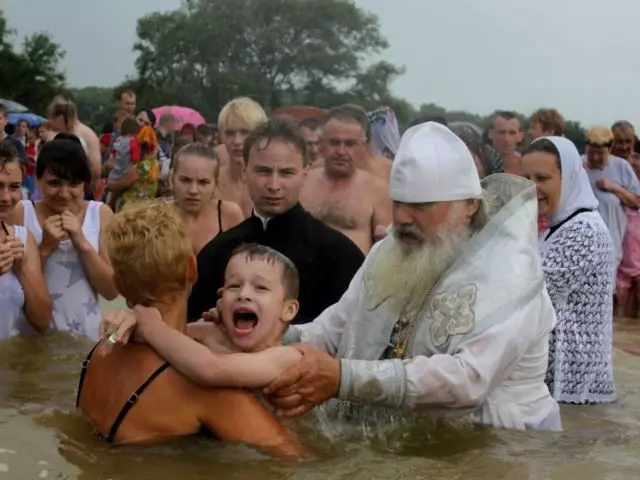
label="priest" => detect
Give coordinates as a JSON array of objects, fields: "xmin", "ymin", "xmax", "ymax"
[{"xmin": 265, "ymin": 122, "xmax": 562, "ymax": 431}]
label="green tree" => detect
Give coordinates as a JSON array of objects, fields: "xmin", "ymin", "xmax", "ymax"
[
  {"xmin": 130, "ymin": 0, "xmax": 404, "ymax": 121},
  {"xmin": 0, "ymin": 11, "xmax": 66, "ymax": 114}
]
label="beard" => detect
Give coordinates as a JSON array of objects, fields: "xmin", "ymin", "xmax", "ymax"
[{"xmin": 365, "ymin": 207, "xmax": 472, "ymax": 316}]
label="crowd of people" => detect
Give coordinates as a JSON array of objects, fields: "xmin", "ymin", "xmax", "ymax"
[{"xmin": 0, "ymin": 89, "xmax": 637, "ymax": 458}]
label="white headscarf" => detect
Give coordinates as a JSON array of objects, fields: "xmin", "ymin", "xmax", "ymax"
[
  {"xmin": 368, "ymin": 107, "xmax": 400, "ymax": 158},
  {"xmin": 543, "ymin": 136, "xmax": 599, "ymax": 227}
]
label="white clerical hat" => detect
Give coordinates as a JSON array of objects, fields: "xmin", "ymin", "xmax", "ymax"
[{"xmin": 390, "ymin": 122, "xmax": 482, "ymax": 203}]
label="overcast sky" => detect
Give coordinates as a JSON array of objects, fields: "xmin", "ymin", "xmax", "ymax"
[{"xmin": 3, "ymin": 0, "xmax": 638, "ymax": 126}]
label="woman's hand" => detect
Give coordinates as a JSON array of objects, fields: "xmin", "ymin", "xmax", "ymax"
[
  {"xmin": 7, "ymin": 237, "xmax": 25, "ymax": 273},
  {"xmin": 61, "ymin": 210, "xmax": 89, "ymax": 248},
  {"xmin": 0, "ymin": 242, "xmax": 14, "ymax": 275},
  {"xmin": 41, "ymin": 215, "xmax": 65, "ymax": 257}
]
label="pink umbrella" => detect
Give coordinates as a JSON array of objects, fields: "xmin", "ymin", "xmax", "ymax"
[{"xmin": 152, "ymin": 106, "xmax": 206, "ymax": 129}]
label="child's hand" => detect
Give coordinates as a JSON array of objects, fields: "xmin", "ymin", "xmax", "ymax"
[{"xmin": 201, "ymin": 288, "xmax": 223, "ymax": 324}]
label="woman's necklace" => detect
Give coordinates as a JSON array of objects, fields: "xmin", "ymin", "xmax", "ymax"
[{"xmin": 1, "ymin": 221, "xmax": 9, "ymax": 237}]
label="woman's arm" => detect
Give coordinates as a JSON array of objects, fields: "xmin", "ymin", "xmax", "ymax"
[
  {"xmin": 16, "ymin": 232, "xmax": 52, "ymax": 332},
  {"xmin": 197, "ymin": 388, "xmax": 309, "ymax": 459},
  {"xmin": 107, "ymin": 168, "xmax": 139, "ymax": 193},
  {"xmin": 75, "ymin": 204, "xmax": 119, "ymax": 300}
]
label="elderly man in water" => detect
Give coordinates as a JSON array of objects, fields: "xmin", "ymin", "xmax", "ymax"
[{"xmin": 265, "ymin": 122, "xmax": 561, "ymax": 430}]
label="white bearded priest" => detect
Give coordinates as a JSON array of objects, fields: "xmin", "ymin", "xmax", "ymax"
[{"xmin": 266, "ymin": 121, "xmax": 562, "ymax": 431}]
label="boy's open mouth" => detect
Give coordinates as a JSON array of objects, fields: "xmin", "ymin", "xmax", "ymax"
[{"xmin": 232, "ymin": 307, "xmax": 259, "ymax": 335}]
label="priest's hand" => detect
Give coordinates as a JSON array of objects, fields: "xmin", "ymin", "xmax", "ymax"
[{"xmin": 263, "ymin": 344, "xmax": 340, "ymax": 418}]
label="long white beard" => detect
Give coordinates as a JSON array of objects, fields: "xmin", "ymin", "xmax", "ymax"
[{"xmin": 366, "ymin": 217, "xmax": 472, "ymax": 317}]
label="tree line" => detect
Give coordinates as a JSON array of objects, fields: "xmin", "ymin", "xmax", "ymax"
[{"xmin": 0, "ymin": 1, "xmax": 586, "ymax": 148}]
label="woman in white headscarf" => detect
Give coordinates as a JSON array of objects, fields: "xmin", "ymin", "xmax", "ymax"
[
  {"xmin": 521, "ymin": 136, "xmax": 616, "ymax": 405},
  {"xmin": 368, "ymin": 107, "xmax": 400, "ymax": 160}
]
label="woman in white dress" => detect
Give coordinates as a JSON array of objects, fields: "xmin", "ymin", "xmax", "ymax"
[
  {"xmin": 521, "ymin": 136, "xmax": 616, "ymax": 404},
  {"xmin": 8, "ymin": 136, "xmax": 118, "ymax": 340},
  {"xmin": 0, "ymin": 143, "xmax": 51, "ymax": 338}
]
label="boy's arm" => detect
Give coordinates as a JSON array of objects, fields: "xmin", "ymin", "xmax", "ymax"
[{"xmin": 138, "ymin": 315, "xmax": 301, "ymax": 388}]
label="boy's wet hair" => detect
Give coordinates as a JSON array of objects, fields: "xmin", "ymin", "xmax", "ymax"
[{"xmin": 230, "ymin": 244, "xmax": 299, "ymax": 299}]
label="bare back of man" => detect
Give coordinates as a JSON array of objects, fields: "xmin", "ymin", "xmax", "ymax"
[
  {"xmin": 78, "ymin": 342, "xmax": 304, "ymax": 458},
  {"xmin": 216, "ymin": 166, "xmax": 253, "ymax": 218},
  {"xmin": 360, "ymin": 152, "xmax": 392, "ymax": 183},
  {"xmin": 74, "ymin": 121, "xmax": 102, "ymax": 183},
  {"xmin": 301, "ymin": 167, "xmax": 391, "ymax": 253}
]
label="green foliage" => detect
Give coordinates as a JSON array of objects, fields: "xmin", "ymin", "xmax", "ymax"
[
  {"xmin": 128, "ymin": 0, "xmax": 403, "ymax": 122},
  {"xmin": 0, "ymin": 10, "xmax": 66, "ymax": 114}
]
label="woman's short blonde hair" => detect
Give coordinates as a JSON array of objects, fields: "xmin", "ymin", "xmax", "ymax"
[
  {"xmin": 106, "ymin": 200, "xmax": 192, "ymax": 306},
  {"xmin": 217, "ymin": 97, "xmax": 267, "ymax": 132},
  {"xmin": 586, "ymin": 126, "xmax": 614, "ymax": 146}
]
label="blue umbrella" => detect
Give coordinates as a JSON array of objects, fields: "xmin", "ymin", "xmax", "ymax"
[{"xmin": 7, "ymin": 112, "xmax": 46, "ymax": 127}]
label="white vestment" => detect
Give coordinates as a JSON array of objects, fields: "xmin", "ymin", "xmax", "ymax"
[{"xmin": 286, "ymin": 174, "xmax": 562, "ymax": 431}]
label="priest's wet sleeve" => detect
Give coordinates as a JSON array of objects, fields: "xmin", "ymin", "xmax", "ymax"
[{"xmin": 337, "ymin": 299, "xmax": 551, "ymax": 409}]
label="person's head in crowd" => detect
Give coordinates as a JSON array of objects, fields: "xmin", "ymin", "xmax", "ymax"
[
  {"xmin": 521, "ymin": 137, "xmax": 597, "ymax": 225},
  {"xmin": 611, "ymin": 120, "xmax": 636, "ymax": 160},
  {"xmin": 322, "ymin": 104, "xmax": 370, "ymax": 178},
  {"xmin": 368, "ymin": 106, "xmax": 400, "ymax": 160},
  {"xmin": 170, "ymin": 142, "xmax": 220, "ymax": 216},
  {"xmin": 180, "ymin": 123, "xmax": 197, "ymax": 143},
  {"xmin": 48, "ymin": 95, "xmax": 79, "ymax": 133},
  {"xmin": 116, "ymin": 89, "xmax": 137, "ymax": 118},
  {"xmin": 242, "ymin": 117, "xmax": 308, "ymax": 217},
  {"xmin": 298, "ymin": 118, "xmax": 323, "ymax": 164},
  {"xmin": 136, "ymin": 109, "xmax": 157, "ymax": 129},
  {"xmin": 120, "ymin": 118, "xmax": 139, "ymax": 138},
  {"xmin": 585, "ymin": 126, "xmax": 614, "ymax": 170},
  {"xmin": 369, "ymin": 121, "xmax": 488, "ymax": 316},
  {"xmin": 195, "ymin": 124, "xmax": 214, "ymax": 144},
  {"xmin": 218, "ymin": 97, "xmax": 267, "ymax": 165},
  {"xmin": 409, "ymin": 115, "xmax": 447, "ymax": 128},
  {"xmin": 488, "ymin": 110, "xmax": 523, "ymax": 156},
  {"xmin": 36, "ymin": 135, "xmax": 92, "ymax": 213},
  {"xmin": 529, "ymin": 108, "xmax": 565, "ymax": 140},
  {"xmin": 106, "ymin": 199, "xmax": 195, "ymax": 308},
  {"xmin": 220, "ymin": 243, "xmax": 300, "ymax": 352},
  {"xmin": 158, "ymin": 113, "xmax": 177, "ymax": 135},
  {"xmin": 15, "ymin": 119, "xmax": 29, "ymax": 140},
  {"xmin": 0, "ymin": 142, "xmax": 23, "ymax": 221},
  {"xmin": 37, "ymin": 121, "xmax": 55, "ymax": 143}
]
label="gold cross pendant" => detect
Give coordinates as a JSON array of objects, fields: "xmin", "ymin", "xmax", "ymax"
[{"xmin": 394, "ymin": 343, "xmax": 405, "ymax": 359}]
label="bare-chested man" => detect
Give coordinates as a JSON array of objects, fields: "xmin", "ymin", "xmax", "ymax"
[
  {"xmin": 48, "ymin": 95, "xmax": 102, "ymax": 185},
  {"xmin": 488, "ymin": 111, "xmax": 525, "ymax": 176},
  {"xmin": 300, "ymin": 105, "xmax": 392, "ymax": 253},
  {"xmin": 216, "ymin": 97, "xmax": 267, "ymax": 217},
  {"xmin": 298, "ymin": 118, "xmax": 324, "ymax": 169}
]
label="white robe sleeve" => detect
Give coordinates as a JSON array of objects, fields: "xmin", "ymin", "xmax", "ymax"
[{"xmin": 338, "ymin": 296, "xmax": 548, "ymax": 409}]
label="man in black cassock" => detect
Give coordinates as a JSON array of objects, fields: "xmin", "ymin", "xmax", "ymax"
[{"xmin": 187, "ymin": 117, "xmax": 366, "ymax": 324}]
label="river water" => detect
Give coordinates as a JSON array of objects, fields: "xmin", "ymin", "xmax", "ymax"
[{"xmin": 1, "ymin": 311, "xmax": 640, "ymax": 480}]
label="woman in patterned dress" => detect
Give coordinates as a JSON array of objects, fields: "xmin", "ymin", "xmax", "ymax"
[
  {"xmin": 8, "ymin": 136, "xmax": 118, "ymax": 340},
  {"xmin": 521, "ymin": 136, "xmax": 616, "ymax": 404},
  {"xmin": 107, "ymin": 126, "xmax": 160, "ymax": 212}
]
